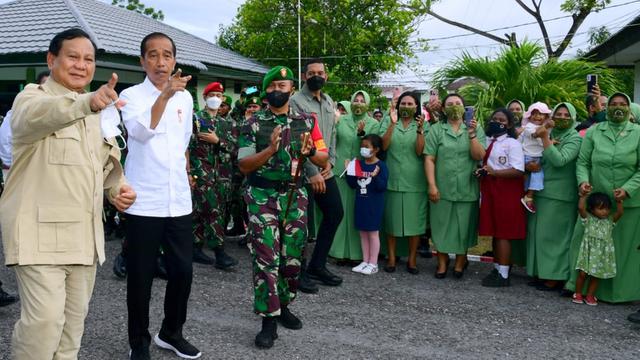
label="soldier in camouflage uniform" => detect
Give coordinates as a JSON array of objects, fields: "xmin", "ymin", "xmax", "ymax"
[
  {"xmin": 218, "ymin": 94, "xmax": 232, "ymax": 119},
  {"xmin": 238, "ymin": 66, "xmax": 328, "ymax": 349},
  {"xmin": 190, "ymin": 82, "xmax": 238, "ymax": 269},
  {"xmin": 227, "ymin": 94, "xmax": 264, "ymax": 242}
]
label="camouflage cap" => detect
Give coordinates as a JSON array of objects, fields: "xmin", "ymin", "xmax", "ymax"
[{"xmin": 262, "ymin": 66, "xmax": 294, "ymax": 91}]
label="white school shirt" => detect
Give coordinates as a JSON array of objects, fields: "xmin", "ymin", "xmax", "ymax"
[
  {"xmin": 518, "ymin": 122, "xmax": 544, "ymax": 157},
  {"xmin": 120, "ymin": 77, "xmax": 193, "ymax": 217},
  {"xmin": 487, "ymin": 134, "xmax": 524, "ymax": 172},
  {"xmin": 0, "ymin": 110, "xmax": 13, "ymax": 167}
]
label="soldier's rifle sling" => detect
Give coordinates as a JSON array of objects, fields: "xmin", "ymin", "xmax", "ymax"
[{"xmin": 282, "ymin": 132, "xmax": 310, "ymax": 227}]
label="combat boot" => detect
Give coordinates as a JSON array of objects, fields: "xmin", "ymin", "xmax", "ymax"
[
  {"xmin": 214, "ymin": 246, "xmax": 238, "ymax": 270},
  {"xmin": 255, "ymin": 317, "xmax": 278, "ymax": 349},
  {"xmin": 113, "ymin": 251, "xmax": 127, "ymax": 279},
  {"xmin": 277, "ymin": 305, "xmax": 302, "ymax": 329}
]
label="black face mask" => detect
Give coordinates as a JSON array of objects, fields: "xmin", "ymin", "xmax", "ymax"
[
  {"xmin": 486, "ymin": 121, "xmax": 508, "ymax": 137},
  {"xmin": 266, "ymin": 91, "xmax": 290, "ymax": 108},
  {"xmin": 306, "ymin": 76, "xmax": 325, "ymax": 91}
]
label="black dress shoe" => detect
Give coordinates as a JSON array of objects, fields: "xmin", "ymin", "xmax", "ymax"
[
  {"xmin": 113, "ymin": 252, "xmax": 127, "ymax": 279},
  {"xmin": 628, "ymin": 310, "xmax": 640, "ymax": 324},
  {"xmin": 434, "ymin": 259, "xmax": 450, "ymax": 279},
  {"xmin": 306, "ymin": 267, "xmax": 343, "ymax": 286},
  {"xmin": 0, "ymin": 286, "xmax": 18, "ymax": 307},
  {"xmin": 255, "ymin": 317, "xmax": 278, "ymax": 349},
  {"xmin": 453, "ymin": 260, "xmax": 469, "ymax": 279},
  {"xmin": 536, "ymin": 282, "xmax": 563, "ymax": 292},
  {"xmin": 406, "ymin": 265, "xmax": 419, "ymax": 275},
  {"xmin": 277, "ymin": 306, "xmax": 302, "ymax": 329},
  {"xmin": 383, "ymin": 265, "xmax": 396, "ymax": 273},
  {"xmin": 213, "ymin": 246, "xmax": 238, "ymax": 270},
  {"xmin": 193, "ymin": 246, "xmax": 215, "ymax": 265},
  {"xmin": 297, "ymin": 271, "xmax": 319, "ymax": 294}
]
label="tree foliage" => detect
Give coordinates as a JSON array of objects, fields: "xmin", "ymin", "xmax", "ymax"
[
  {"xmin": 217, "ymin": 0, "xmax": 428, "ymax": 103},
  {"xmin": 112, "ymin": 0, "xmax": 164, "ymax": 21},
  {"xmin": 421, "ymin": 0, "xmax": 611, "ymax": 59},
  {"xmin": 432, "ymin": 42, "xmax": 623, "ymax": 121}
]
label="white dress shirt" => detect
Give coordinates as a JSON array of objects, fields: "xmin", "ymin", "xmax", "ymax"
[
  {"xmin": 518, "ymin": 122, "xmax": 544, "ymax": 157},
  {"xmin": 487, "ymin": 134, "xmax": 524, "ymax": 172},
  {"xmin": 0, "ymin": 110, "xmax": 13, "ymax": 167},
  {"xmin": 120, "ymin": 77, "xmax": 193, "ymax": 217}
]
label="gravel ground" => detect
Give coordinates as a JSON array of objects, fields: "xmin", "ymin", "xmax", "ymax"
[{"xmin": 1, "ymin": 238, "xmax": 639, "ymax": 360}]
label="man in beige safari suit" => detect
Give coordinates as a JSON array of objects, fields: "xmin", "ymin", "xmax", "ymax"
[{"xmin": 0, "ymin": 28, "xmax": 136, "ymax": 359}]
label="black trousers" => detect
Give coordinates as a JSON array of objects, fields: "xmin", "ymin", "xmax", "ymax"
[
  {"xmin": 126, "ymin": 213, "xmax": 194, "ymax": 349},
  {"xmin": 307, "ymin": 176, "xmax": 344, "ymax": 269}
]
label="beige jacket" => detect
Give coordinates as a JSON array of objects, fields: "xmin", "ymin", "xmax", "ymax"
[{"xmin": 0, "ymin": 78, "xmax": 126, "ymax": 266}]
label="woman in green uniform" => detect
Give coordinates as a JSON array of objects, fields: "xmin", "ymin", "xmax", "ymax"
[
  {"xmin": 329, "ymin": 90, "xmax": 380, "ymax": 261},
  {"xmin": 566, "ymin": 92, "xmax": 640, "ymax": 302},
  {"xmin": 526, "ymin": 103, "xmax": 582, "ymax": 290},
  {"xmin": 424, "ymin": 94, "xmax": 486, "ymax": 279},
  {"xmin": 379, "ymin": 91, "xmax": 428, "ymax": 274}
]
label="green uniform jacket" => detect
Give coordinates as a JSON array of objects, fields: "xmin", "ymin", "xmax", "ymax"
[
  {"xmin": 577, "ymin": 121, "xmax": 640, "ymax": 207},
  {"xmin": 423, "ymin": 122, "xmax": 486, "ymax": 201},
  {"xmin": 378, "ymin": 117, "xmax": 428, "ymax": 192},
  {"xmin": 538, "ymin": 129, "xmax": 582, "ymax": 201}
]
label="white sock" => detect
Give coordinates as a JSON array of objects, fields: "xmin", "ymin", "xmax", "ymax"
[
  {"xmin": 494, "ymin": 263, "xmax": 499, "ymax": 270},
  {"xmin": 498, "ymin": 265, "xmax": 510, "ymax": 279}
]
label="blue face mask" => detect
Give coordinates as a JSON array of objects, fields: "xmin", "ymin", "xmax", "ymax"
[
  {"xmin": 360, "ymin": 147, "xmax": 373, "ymax": 158},
  {"xmin": 486, "ymin": 121, "xmax": 507, "ymax": 137}
]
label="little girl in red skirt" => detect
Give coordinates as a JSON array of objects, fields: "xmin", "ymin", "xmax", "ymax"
[{"xmin": 478, "ymin": 108, "xmax": 526, "ymax": 287}]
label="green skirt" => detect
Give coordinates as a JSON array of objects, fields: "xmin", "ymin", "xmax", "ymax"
[
  {"xmin": 328, "ymin": 176, "xmax": 363, "ymax": 260},
  {"xmin": 383, "ymin": 190, "xmax": 427, "ymax": 237},
  {"xmin": 565, "ymin": 207, "xmax": 640, "ymax": 303},
  {"xmin": 430, "ymin": 199, "xmax": 478, "ymax": 254},
  {"xmin": 526, "ymin": 197, "xmax": 577, "ymax": 280}
]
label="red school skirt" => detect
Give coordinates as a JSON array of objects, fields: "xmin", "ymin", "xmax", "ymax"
[{"xmin": 478, "ymin": 175, "xmax": 526, "ymax": 240}]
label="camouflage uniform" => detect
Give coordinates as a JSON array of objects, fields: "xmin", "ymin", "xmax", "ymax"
[
  {"xmin": 239, "ymin": 109, "xmax": 315, "ymax": 317},
  {"xmin": 190, "ymin": 109, "xmax": 239, "ymax": 249}
]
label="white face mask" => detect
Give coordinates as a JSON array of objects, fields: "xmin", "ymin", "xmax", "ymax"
[
  {"xmin": 100, "ymin": 105, "xmax": 126, "ymax": 149},
  {"xmin": 206, "ymin": 97, "xmax": 222, "ymax": 110},
  {"xmin": 360, "ymin": 147, "xmax": 372, "ymax": 158}
]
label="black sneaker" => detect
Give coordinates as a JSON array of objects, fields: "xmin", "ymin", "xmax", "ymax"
[
  {"xmin": 129, "ymin": 346, "xmax": 150, "ymax": 360},
  {"xmin": 213, "ymin": 247, "xmax": 238, "ymax": 270},
  {"xmin": 277, "ymin": 306, "xmax": 302, "ymax": 330},
  {"xmin": 193, "ymin": 246, "xmax": 215, "ymax": 265},
  {"xmin": 154, "ymin": 333, "xmax": 202, "ymax": 359},
  {"xmin": 0, "ymin": 286, "xmax": 18, "ymax": 307},
  {"xmin": 113, "ymin": 252, "xmax": 127, "ymax": 279},
  {"xmin": 481, "ymin": 269, "xmax": 510, "ymax": 287},
  {"xmin": 306, "ymin": 266, "xmax": 343, "ymax": 286},
  {"xmin": 255, "ymin": 317, "xmax": 278, "ymax": 349}
]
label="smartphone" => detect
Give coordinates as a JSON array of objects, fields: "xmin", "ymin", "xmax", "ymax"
[
  {"xmin": 392, "ymin": 86, "xmax": 403, "ymax": 99},
  {"xmin": 587, "ymin": 74, "xmax": 598, "ymax": 95},
  {"xmin": 245, "ymin": 86, "xmax": 259, "ymax": 96},
  {"xmin": 429, "ymin": 89, "xmax": 438, "ymax": 102},
  {"xmin": 464, "ymin": 106, "xmax": 474, "ymax": 126}
]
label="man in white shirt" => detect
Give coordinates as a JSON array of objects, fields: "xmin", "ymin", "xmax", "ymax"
[
  {"xmin": 0, "ymin": 71, "xmax": 49, "ymax": 180},
  {"xmin": 119, "ymin": 32, "xmax": 201, "ymax": 360}
]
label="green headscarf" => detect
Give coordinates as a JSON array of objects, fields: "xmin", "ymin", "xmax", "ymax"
[
  {"xmin": 350, "ymin": 90, "xmax": 370, "ymax": 119},
  {"xmin": 338, "ymin": 100, "xmax": 351, "ymax": 115},
  {"xmin": 606, "ymin": 92, "xmax": 632, "ymax": 126},
  {"xmin": 551, "ymin": 102, "xmax": 577, "ymax": 137},
  {"xmin": 630, "ymin": 103, "xmax": 640, "ymax": 124}
]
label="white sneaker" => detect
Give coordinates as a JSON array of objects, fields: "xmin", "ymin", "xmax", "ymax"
[
  {"xmin": 352, "ymin": 262, "xmax": 368, "ymax": 273},
  {"xmin": 361, "ymin": 264, "xmax": 378, "ymax": 275}
]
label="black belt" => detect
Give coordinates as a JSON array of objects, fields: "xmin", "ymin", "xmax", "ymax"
[{"xmin": 247, "ymin": 174, "xmax": 302, "ymax": 192}]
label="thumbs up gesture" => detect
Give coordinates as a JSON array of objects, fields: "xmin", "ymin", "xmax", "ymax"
[{"xmin": 90, "ymin": 72, "xmax": 120, "ymax": 112}]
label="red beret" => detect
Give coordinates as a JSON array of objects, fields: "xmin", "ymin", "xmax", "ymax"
[{"xmin": 203, "ymin": 82, "xmax": 224, "ymax": 96}]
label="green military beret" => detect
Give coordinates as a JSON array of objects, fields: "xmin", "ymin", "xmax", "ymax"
[
  {"xmin": 262, "ymin": 66, "xmax": 295, "ymax": 91},
  {"xmin": 223, "ymin": 94, "xmax": 233, "ymax": 106},
  {"xmin": 244, "ymin": 95, "xmax": 262, "ymax": 107}
]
